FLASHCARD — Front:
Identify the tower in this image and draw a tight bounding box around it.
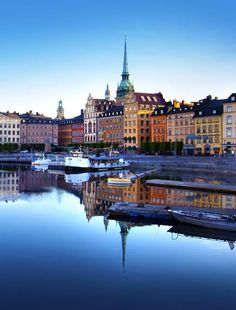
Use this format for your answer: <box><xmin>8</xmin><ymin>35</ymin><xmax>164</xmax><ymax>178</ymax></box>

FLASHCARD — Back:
<box><xmin>116</xmin><ymin>37</ymin><xmax>134</xmax><ymax>98</ymax></box>
<box><xmin>56</xmin><ymin>100</ymin><xmax>65</xmax><ymax>120</ymax></box>
<box><xmin>105</xmin><ymin>84</ymin><xmax>111</xmax><ymax>101</ymax></box>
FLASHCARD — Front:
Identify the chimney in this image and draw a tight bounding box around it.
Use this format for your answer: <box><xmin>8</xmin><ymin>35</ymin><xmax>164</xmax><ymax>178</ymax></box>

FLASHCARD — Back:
<box><xmin>81</xmin><ymin>109</ymin><xmax>84</xmax><ymax>115</ymax></box>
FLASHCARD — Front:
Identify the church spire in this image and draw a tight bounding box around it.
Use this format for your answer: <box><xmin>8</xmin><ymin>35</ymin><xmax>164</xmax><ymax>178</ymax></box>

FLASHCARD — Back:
<box><xmin>56</xmin><ymin>99</ymin><xmax>65</xmax><ymax>120</ymax></box>
<box><xmin>116</xmin><ymin>37</ymin><xmax>134</xmax><ymax>98</ymax></box>
<box><xmin>105</xmin><ymin>84</ymin><xmax>111</xmax><ymax>101</ymax></box>
<box><xmin>122</xmin><ymin>37</ymin><xmax>129</xmax><ymax>79</ymax></box>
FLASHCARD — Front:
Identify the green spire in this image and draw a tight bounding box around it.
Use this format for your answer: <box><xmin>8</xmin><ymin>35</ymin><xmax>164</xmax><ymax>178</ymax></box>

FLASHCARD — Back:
<box><xmin>122</xmin><ymin>37</ymin><xmax>129</xmax><ymax>78</ymax></box>
<box><xmin>116</xmin><ymin>37</ymin><xmax>134</xmax><ymax>98</ymax></box>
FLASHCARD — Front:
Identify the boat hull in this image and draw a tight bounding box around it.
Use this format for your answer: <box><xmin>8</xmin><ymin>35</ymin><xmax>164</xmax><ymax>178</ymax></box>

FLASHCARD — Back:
<box><xmin>65</xmin><ymin>164</ymin><xmax>130</xmax><ymax>173</ymax></box>
<box><xmin>170</xmin><ymin>210</ymin><xmax>236</xmax><ymax>232</ymax></box>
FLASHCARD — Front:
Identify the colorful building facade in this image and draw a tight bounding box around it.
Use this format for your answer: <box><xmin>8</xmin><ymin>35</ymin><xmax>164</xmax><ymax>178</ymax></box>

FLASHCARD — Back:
<box><xmin>98</xmin><ymin>106</ymin><xmax>124</xmax><ymax>145</ymax></box>
<box><xmin>150</xmin><ymin>107</ymin><xmax>168</xmax><ymax>143</ymax></box>
<box><xmin>194</xmin><ymin>97</ymin><xmax>224</xmax><ymax>155</ymax></box>
<box><xmin>222</xmin><ymin>93</ymin><xmax>236</xmax><ymax>155</ymax></box>
<box><xmin>0</xmin><ymin>112</ymin><xmax>20</xmax><ymax>144</ymax></box>
<box><xmin>20</xmin><ymin>112</ymin><xmax>58</xmax><ymax>146</ymax></box>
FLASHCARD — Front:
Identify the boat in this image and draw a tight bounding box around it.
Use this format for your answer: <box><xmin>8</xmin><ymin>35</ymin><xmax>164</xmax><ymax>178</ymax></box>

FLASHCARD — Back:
<box><xmin>65</xmin><ymin>150</ymin><xmax>130</xmax><ymax>172</ymax></box>
<box><xmin>31</xmin><ymin>154</ymin><xmax>51</xmax><ymax>166</ymax></box>
<box><xmin>108</xmin><ymin>177</ymin><xmax>132</xmax><ymax>186</ymax></box>
<box><xmin>169</xmin><ymin>209</ymin><xmax>236</xmax><ymax>232</ymax></box>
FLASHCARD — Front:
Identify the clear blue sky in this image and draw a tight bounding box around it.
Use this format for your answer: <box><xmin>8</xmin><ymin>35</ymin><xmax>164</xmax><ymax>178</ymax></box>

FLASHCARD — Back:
<box><xmin>0</xmin><ymin>0</ymin><xmax>235</xmax><ymax>117</ymax></box>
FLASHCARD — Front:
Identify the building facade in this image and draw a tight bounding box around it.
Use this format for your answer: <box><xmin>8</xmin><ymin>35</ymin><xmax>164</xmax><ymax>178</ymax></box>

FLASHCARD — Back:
<box><xmin>123</xmin><ymin>92</ymin><xmax>166</xmax><ymax>148</ymax></box>
<box><xmin>194</xmin><ymin>97</ymin><xmax>224</xmax><ymax>155</ymax></box>
<box><xmin>20</xmin><ymin>112</ymin><xmax>58</xmax><ymax>146</ymax></box>
<box><xmin>98</xmin><ymin>106</ymin><xmax>124</xmax><ymax>145</ymax></box>
<box><xmin>222</xmin><ymin>93</ymin><xmax>236</xmax><ymax>155</ymax></box>
<box><xmin>84</xmin><ymin>92</ymin><xmax>117</xmax><ymax>144</ymax></box>
<box><xmin>167</xmin><ymin>106</ymin><xmax>195</xmax><ymax>155</ymax></box>
<box><xmin>150</xmin><ymin>107</ymin><xmax>168</xmax><ymax>143</ymax></box>
<box><xmin>58</xmin><ymin>110</ymin><xmax>84</xmax><ymax>146</ymax></box>
<box><xmin>0</xmin><ymin>112</ymin><xmax>20</xmax><ymax>145</ymax></box>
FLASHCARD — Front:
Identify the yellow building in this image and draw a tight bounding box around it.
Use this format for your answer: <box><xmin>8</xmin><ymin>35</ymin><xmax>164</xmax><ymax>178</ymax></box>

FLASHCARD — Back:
<box><xmin>122</xmin><ymin>92</ymin><xmax>167</xmax><ymax>149</ymax></box>
<box><xmin>194</xmin><ymin>98</ymin><xmax>224</xmax><ymax>155</ymax></box>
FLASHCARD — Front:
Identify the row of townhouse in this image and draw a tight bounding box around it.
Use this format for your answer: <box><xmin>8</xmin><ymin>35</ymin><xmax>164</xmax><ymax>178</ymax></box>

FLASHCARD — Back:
<box><xmin>0</xmin><ymin>106</ymin><xmax>84</xmax><ymax>148</ymax></box>
<box><xmin>150</xmin><ymin>93</ymin><xmax>236</xmax><ymax>155</ymax></box>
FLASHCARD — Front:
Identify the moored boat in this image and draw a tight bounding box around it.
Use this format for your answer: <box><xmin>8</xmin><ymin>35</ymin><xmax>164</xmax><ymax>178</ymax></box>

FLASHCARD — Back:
<box><xmin>65</xmin><ymin>150</ymin><xmax>130</xmax><ymax>172</ymax></box>
<box><xmin>169</xmin><ymin>209</ymin><xmax>236</xmax><ymax>232</ymax></box>
<box><xmin>108</xmin><ymin>177</ymin><xmax>132</xmax><ymax>186</ymax></box>
<box><xmin>31</xmin><ymin>154</ymin><xmax>51</xmax><ymax>166</ymax></box>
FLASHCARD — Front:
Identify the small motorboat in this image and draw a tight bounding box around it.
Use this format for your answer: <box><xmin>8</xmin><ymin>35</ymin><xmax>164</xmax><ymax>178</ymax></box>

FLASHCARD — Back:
<box><xmin>107</xmin><ymin>177</ymin><xmax>132</xmax><ymax>186</ymax></box>
<box><xmin>31</xmin><ymin>154</ymin><xmax>51</xmax><ymax>166</ymax></box>
<box><xmin>169</xmin><ymin>209</ymin><xmax>236</xmax><ymax>232</ymax></box>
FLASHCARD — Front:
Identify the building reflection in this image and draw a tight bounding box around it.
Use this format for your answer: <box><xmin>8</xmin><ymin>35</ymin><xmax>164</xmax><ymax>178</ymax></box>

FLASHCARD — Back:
<box><xmin>0</xmin><ymin>170</ymin><xmax>20</xmax><ymax>202</ymax></box>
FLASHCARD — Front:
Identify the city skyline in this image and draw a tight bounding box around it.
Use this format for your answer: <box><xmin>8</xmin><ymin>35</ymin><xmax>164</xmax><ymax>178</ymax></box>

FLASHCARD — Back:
<box><xmin>0</xmin><ymin>0</ymin><xmax>235</xmax><ymax>118</ymax></box>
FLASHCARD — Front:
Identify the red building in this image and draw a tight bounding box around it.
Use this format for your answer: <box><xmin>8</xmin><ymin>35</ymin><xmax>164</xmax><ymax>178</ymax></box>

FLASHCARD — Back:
<box><xmin>58</xmin><ymin>110</ymin><xmax>84</xmax><ymax>146</ymax></box>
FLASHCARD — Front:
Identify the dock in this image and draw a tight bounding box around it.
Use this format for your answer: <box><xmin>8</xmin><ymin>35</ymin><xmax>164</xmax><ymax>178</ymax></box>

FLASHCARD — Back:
<box><xmin>108</xmin><ymin>202</ymin><xmax>236</xmax><ymax>224</ymax></box>
<box><xmin>146</xmin><ymin>179</ymin><xmax>236</xmax><ymax>194</ymax></box>
<box><xmin>108</xmin><ymin>202</ymin><xmax>175</xmax><ymax>225</ymax></box>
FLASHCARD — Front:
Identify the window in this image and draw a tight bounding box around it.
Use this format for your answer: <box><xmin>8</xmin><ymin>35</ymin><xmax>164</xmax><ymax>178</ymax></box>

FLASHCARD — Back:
<box><xmin>227</xmin><ymin>128</ymin><xmax>232</xmax><ymax>137</ymax></box>
<box><xmin>231</xmin><ymin>96</ymin><xmax>235</xmax><ymax>101</ymax></box>
<box><xmin>226</xmin><ymin>116</ymin><xmax>232</xmax><ymax>124</ymax></box>
<box><xmin>227</xmin><ymin>106</ymin><xmax>232</xmax><ymax>113</ymax></box>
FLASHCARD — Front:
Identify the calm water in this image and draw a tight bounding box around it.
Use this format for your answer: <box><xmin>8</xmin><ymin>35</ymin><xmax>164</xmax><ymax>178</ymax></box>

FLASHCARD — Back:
<box><xmin>0</xmin><ymin>166</ymin><xmax>236</xmax><ymax>310</ymax></box>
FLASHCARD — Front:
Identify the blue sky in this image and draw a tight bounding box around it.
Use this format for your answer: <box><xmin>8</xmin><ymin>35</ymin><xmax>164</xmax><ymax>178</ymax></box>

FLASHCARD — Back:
<box><xmin>0</xmin><ymin>0</ymin><xmax>235</xmax><ymax>117</ymax></box>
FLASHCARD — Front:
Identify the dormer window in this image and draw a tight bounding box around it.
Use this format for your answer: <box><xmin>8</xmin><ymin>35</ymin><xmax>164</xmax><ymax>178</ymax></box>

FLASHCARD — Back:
<box><xmin>231</xmin><ymin>96</ymin><xmax>235</xmax><ymax>101</ymax></box>
<box><xmin>161</xmin><ymin>110</ymin><xmax>163</xmax><ymax>114</ymax></box>
<box><xmin>199</xmin><ymin>111</ymin><xmax>202</xmax><ymax>115</ymax></box>
<box><xmin>141</xmin><ymin>96</ymin><xmax>146</xmax><ymax>101</ymax></box>
<box><xmin>147</xmin><ymin>96</ymin><xmax>151</xmax><ymax>102</ymax></box>
<box><xmin>213</xmin><ymin>110</ymin><xmax>216</xmax><ymax>114</ymax></box>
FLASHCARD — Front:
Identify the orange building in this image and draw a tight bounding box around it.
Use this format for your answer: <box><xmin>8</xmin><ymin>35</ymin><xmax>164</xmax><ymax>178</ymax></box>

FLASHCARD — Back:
<box><xmin>150</xmin><ymin>107</ymin><xmax>168</xmax><ymax>142</ymax></box>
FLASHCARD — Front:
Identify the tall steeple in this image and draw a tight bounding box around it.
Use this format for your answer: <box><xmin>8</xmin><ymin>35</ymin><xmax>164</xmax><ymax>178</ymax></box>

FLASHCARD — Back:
<box><xmin>122</xmin><ymin>37</ymin><xmax>129</xmax><ymax>80</ymax></box>
<box><xmin>105</xmin><ymin>84</ymin><xmax>111</xmax><ymax>101</ymax></box>
<box><xmin>56</xmin><ymin>99</ymin><xmax>65</xmax><ymax>120</ymax></box>
<box><xmin>116</xmin><ymin>37</ymin><xmax>134</xmax><ymax>98</ymax></box>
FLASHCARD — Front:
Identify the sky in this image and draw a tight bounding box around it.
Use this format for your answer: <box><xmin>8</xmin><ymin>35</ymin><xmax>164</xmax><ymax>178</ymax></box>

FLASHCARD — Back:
<box><xmin>0</xmin><ymin>0</ymin><xmax>235</xmax><ymax>118</ymax></box>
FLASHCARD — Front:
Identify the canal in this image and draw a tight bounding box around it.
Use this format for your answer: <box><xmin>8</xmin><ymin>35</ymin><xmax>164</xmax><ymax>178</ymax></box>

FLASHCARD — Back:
<box><xmin>0</xmin><ymin>165</ymin><xmax>235</xmax><ymax>310</ymax></box>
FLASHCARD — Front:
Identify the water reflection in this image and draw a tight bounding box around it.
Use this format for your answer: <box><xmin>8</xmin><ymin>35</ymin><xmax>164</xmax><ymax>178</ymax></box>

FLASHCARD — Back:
<box><xmin>0</xmin><ymin>166</ymin><xmax>236</xmax><ymax>309</ymax></box>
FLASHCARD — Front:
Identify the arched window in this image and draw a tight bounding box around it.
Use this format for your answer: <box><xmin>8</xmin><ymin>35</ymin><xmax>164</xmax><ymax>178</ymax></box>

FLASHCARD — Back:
<box><xmin>202</xmin><ymin>125</ymin><xmax>207</xmax><ymax>133</ymax></box>
<box><xmin>88</xmin><ymin>122</ymin><xmax>92</xmax><ymax>134</ymax></box>
<box><xmin>85</xmin><ymin>124</ymin><xmax>87</xmax><ymax>134</ymax></box>
<box><xmin>215</xmin><ymin>124</ymin><xmax>219</xmax><ymax>133</ymax></box>
<box><xmin>93</xmin><ymin>123</ymin><xmax>96</xmax><ymax>133</ymax></box>
<box><xmin>208</xmin><ymin>125</ymin><xmax>213</xmax><ymax>133</ymax></box>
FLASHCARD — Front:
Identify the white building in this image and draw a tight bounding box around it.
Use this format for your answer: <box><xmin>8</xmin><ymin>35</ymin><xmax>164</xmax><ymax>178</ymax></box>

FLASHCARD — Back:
<box><xmin>0</xmin><ymin>112</ymin><xmax>21</xmax><ymax>144</ymax></box>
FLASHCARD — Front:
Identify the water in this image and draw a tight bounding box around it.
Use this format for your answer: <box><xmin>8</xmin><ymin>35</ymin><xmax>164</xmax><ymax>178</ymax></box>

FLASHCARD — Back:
<box><xmin>0</xmin><ymin>166</ymin><xmax>236</xmax><ymax>310</ymax></box>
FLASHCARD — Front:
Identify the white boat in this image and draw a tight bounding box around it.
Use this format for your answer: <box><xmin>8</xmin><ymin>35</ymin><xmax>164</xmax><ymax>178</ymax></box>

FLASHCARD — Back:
<box><xmin>31</xmin><ymin>154</ymin><xmax>51</xmax><ymax>166</ymax></box>
<box><xmin>169</xmin><ymin>210</ymin><xmax>236</xmax><ymax>232</ymax></box>
<box><xmin>65</xmin><ymin>150</ymin><xmax>130</xmax><ymax>172</ymax></box>
<box><xmin>108</xmin><ymin>177</ymin><xmax>132</xmax><ymax>186</ymax></box>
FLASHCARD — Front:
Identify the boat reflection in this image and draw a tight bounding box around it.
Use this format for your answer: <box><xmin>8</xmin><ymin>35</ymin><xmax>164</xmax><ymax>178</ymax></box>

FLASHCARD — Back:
<box><xmin>168</xmin><ymin>223</ymin><xmax>236</xmax><ymax>250</ymax></box>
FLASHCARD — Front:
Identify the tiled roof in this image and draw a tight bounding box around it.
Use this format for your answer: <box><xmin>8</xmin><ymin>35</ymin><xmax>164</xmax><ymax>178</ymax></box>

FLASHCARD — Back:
<box><xmin>98</xmin><ymin>106</ymin><xmax>124</xmax><ymax>118</ymax></box>
<box><xmin>194</xmin><ymin>102</ymin><xmax>223</xmax><ymax>118</ymax></box>
<box><xmin>168</xmin><ymin>105</ymin><xmax>194</xmax><ymax>115</ymax></box>
<box><xmin>134</xmin><ymin>92</ymin><xmax>166</xmax><ymax>106</ymax></box>
<box><xmin>224</xmin><ymin>93</ymin><xmax>236</xmax><ymax>103</ymax></box>
<box><xmin>151</xmin><ymin>106</ymin><xmax>169</xmax><ymax>117</ymax></box>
